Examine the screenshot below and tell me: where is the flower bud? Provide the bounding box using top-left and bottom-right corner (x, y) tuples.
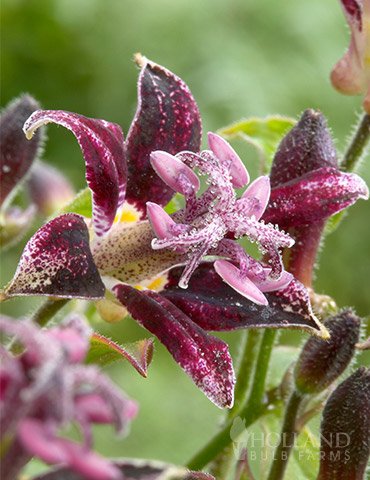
(27, 161), (75, 216)
(0, 205), (36, 250)
(317, 368), (370, 480)
(0, 94), (42, 207)
(294, 310), (360, 394)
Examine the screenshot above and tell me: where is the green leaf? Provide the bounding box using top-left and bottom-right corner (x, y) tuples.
(218, 116), (296, 173)
(59, 187), (92, 218)
(292, 426), (320, 479)
(85, 332), (154, 377)
(324, 210), (347, 236)
(164, 192), (184, 214)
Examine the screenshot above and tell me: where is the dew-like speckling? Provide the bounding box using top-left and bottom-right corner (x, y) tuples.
(92, 219), (185, 284)
(114, 283), (235, 408)
(23, 110), (126, 237)
(6, 214), (105, 299)
(146, 133), (294, 304)
(125, 55), (202, 214)
(162, 263), (329, 338)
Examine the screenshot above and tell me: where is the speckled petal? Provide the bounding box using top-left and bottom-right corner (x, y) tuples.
(114, 283), (235, 408)
(125, 55), (202, 214)
(162, 263), (328, 338)
(263, 167), (369, 227)
(207, 132), (249, 188)
(269, 109), (337, 188)
(6, 214), (105, 299)
(23, 110), (126, 236)
(0, 95), (42, 207)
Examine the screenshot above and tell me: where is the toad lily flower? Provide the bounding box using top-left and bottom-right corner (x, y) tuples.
(2, 59), (367, 408)
(331, 0), (370, 113)
(0, 314), (137, 480)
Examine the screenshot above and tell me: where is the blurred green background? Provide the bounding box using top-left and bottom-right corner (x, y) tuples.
(1, 0), (369, 475)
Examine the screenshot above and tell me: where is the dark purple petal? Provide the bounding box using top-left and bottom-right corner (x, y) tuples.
(86, 333), (154, 377)
(114, 283), (235, 408)
(269, 109), (337, 188)
(317, 368), (370, 480)
(5, 214), (105, 299)
(162, 263), (328, 338)
(340, 0), (362, 30)
(263, 167), (369, 228)
(125, 55), (202, 214)
(23, 110), (127, 236)
(0, 95), (42, 206)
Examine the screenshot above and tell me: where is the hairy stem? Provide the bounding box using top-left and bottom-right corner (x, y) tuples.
(342, 113), (370, 172)
(31, 298), (69, 327)
(266, 390), (304, 480)
(186, 329), (276, 471)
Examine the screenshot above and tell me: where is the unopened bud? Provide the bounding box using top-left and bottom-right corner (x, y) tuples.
(0, 205), (36, 250)
(317, 367), (370, 480)
(0, 95), (42, 207)
(294, 310), (360, 394)
(27, 161), (75, 216)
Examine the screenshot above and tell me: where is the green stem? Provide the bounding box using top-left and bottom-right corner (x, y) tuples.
(341, 113), (370, 172)
(186, 329), (277, 471)
(209, 330), (262, 478)
(266, 390), (304, 480)
(230, 329), (262, 418)
(31, 298), (69, 327)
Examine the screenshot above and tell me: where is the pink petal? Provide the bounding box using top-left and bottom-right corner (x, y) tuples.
(146, 202), (179, 240)
(150, 151), (200, 194)
(256, 271), (293, 293)
(125, 56), (202, 214)
(207, 132), (249, 188)
(114, 284), (235, 408)
(0, 95), (42, 206)
(214, 260), (268, 305)
(240, 175), (271, 220)
(5, 214), (105, 299)
(23, 110), (126, 236)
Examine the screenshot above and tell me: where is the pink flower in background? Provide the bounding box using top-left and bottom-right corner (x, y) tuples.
(0, 315), (137, 480)
(331, 0), (370, 113)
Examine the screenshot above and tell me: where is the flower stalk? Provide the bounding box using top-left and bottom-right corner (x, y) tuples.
(342, 113), (370, 172)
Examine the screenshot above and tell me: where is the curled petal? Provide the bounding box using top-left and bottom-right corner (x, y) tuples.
(114, 283), (235, 408)
(150, 151), (200, 194)
(23, 110), (126, 236)
(5, 214), (105, 299)
(240, 175), (271, 220)
(162, 263), (328, 338)
(207, 132), (249, 188)
(214, 260), (268, 305)
(125, 55), (202, 213)
(0, 95), (42, 206)
(255, 270), (293, 293)
(264, 167), (369, 228)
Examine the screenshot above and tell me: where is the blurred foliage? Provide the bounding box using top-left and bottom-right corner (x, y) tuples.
(1, 0), (370, 474)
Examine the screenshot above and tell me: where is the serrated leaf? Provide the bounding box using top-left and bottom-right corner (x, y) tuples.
(86, 332), (154, 377)
(218, 116), (295, 173)
(59, 187), (92, 218)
